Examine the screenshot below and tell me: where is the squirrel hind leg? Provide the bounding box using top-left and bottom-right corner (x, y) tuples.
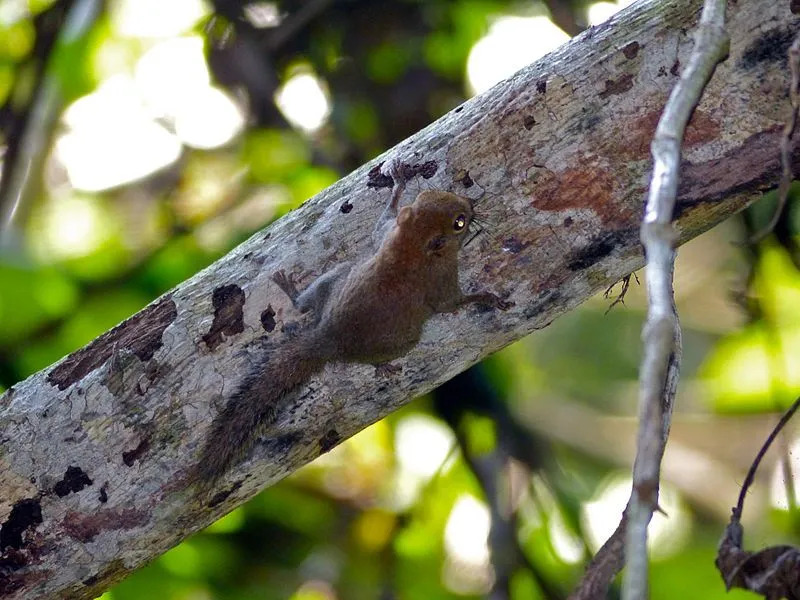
(292, 263), (350, 316)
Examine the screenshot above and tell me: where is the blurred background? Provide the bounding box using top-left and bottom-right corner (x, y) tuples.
(0, 0), (799, 598)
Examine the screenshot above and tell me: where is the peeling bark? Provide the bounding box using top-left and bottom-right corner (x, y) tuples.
(0, 0), (796, 597)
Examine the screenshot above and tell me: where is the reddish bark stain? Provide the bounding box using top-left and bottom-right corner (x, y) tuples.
(616, 108), (720, 160)
(598, 73), (634, 99)
(532, 165), (631, 224)
(61, 509), (149, 543)
(622, 41), (640, 59)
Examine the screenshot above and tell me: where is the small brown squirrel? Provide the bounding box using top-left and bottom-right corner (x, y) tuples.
(194, 161), (511, 489)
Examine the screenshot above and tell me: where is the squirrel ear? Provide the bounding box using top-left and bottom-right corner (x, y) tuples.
(397, 206), (412, 226)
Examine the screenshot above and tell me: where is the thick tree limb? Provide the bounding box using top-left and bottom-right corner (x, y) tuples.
(0, 0), (795, 598)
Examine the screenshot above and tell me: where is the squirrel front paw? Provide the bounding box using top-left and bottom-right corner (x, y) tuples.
(374, 362), (403, 377)
(471, 292), (514, 312)
(272, 269), (300, 301)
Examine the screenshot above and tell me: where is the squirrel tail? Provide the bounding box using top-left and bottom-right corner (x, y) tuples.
(193, 334), (326, 492)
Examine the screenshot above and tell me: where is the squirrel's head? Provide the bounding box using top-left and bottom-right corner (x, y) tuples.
(397, 190), (474, 256)
(398, 191), (474, 257)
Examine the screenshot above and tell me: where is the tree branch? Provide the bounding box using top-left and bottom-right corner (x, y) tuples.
(625, 2), (728, 598)
(0, 1), (790, 598)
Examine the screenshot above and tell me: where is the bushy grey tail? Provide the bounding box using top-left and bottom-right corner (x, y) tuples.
(193, 335), (325, 492)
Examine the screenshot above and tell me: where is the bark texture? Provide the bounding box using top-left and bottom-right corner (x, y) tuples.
(0, 0), (796, 597)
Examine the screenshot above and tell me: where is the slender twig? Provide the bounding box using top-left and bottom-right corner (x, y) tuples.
(623, 2), (728, 599)
(735, 397), (800, 519)
(568, 513), (627, 600)
(750, 33), (800, 242)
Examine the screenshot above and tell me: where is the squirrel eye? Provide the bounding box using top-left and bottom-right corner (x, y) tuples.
(453, 214), (467, 231)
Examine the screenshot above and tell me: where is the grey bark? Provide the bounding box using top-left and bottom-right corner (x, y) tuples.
(0, 0), (795, 597)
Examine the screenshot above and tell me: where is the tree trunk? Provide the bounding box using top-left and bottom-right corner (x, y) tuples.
(0, 0), (794, 597)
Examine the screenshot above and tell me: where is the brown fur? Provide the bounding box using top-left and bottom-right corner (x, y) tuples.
(194, 184), (509, 492)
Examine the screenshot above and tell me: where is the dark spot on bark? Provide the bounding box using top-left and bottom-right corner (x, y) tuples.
(340, 199), (353, 213)
(367, 162), (393, 189)
(454, 170), (473, 188)
(203, 284), (246, 351)
(536, 78), (547, 94)
(523, 115), (537, 130)
(563, 216), (574, 227)
(260, 306), (276, 332)
(83, 575), (98, 586)
(53, 466), (93, 497)
(658, 65), (667, 77)
(267, 431), (302, 456)
(319, 429), (341, 453)
(263, 231), (271, 241)
(208, 480), (243, 508)
(122, 437), (151, 466)
(740, 26), (799, 70)
(61, 509), (149, 543)
(523, 289), (562, 320)
(454, 105), (463, 113)
(622, 41), (640, 59)
(501, 237), (530, 254)
(47, 296), (177, 391)
(598, 73), (634, 99)
(567, 229), (635, 271)
(99, 485), (108, 503)
(793, 0), (800, 14)
(676, 126), (788, 215)
(404, 160), (439, 179)
(570, 107), (602, 135)
(670, 59), (680, 76)
(368, 161), (438, 189)
(0, 499), (42, 550)
(0, 549), (28, 593)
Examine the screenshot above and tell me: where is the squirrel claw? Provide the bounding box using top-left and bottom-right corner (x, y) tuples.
(272, 269), (299, 301)
(494, 296), (514, 311)
(473, 292), (514, 312)
(375, 362), (402, 377)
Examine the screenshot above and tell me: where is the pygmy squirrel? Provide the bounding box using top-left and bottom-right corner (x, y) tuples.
(194, 161), (511, 490)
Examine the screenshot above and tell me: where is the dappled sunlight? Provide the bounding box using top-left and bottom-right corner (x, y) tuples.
(275, 69), (332, 132)
(394, 414), (455, 479)
(290, 580), (338, 600)
(466, 16), (569, 95)
(57, 75), (182, 192)
(56, 35), (244, 192)
(110, 0), (209, 38)
(30, 194), (112, 261)
(582, 474), (692, 560)
(135, 36), (244, 148)
(443, 494), (493, 594)
(587, 0), (638, 26)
